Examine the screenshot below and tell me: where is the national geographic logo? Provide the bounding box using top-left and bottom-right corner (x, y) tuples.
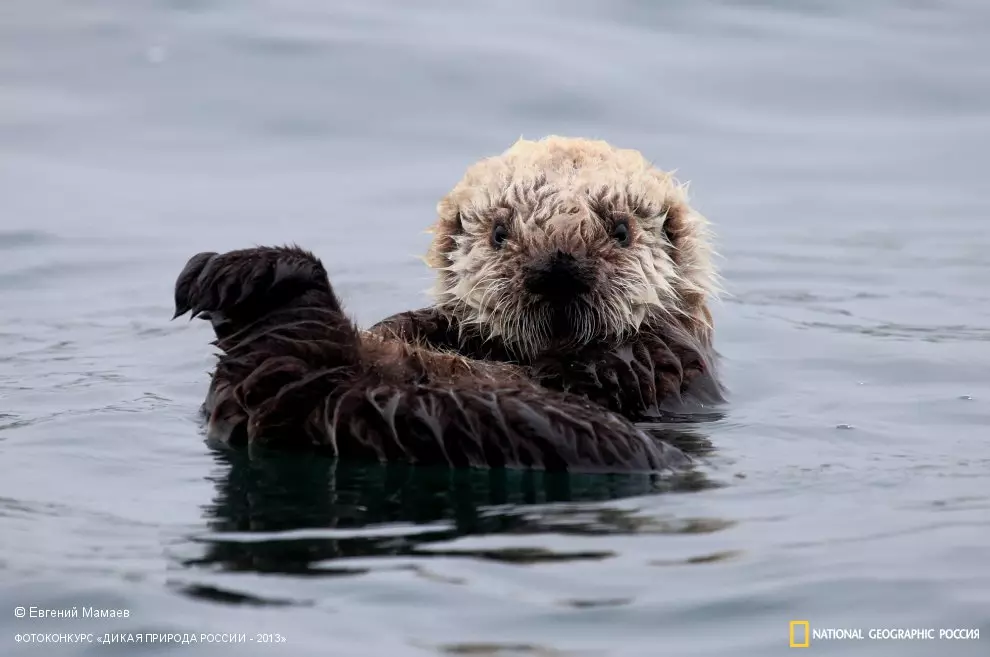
(789, 621), (809, 648)
(789, 621), (980, 648)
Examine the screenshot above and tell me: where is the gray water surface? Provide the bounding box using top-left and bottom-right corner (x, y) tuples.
(1, 1), (989, 655)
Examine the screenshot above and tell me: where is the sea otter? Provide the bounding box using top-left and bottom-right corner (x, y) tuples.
(173, 246), (688, 473)
(370, 136), (724, 419)
(172, 136), (721, 473)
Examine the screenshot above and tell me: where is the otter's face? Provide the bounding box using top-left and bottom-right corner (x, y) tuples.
(427, 136), (717, 359)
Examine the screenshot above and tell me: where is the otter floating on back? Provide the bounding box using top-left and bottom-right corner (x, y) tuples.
(172, 136), (723, 473)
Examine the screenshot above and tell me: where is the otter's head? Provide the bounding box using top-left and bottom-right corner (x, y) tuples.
(426, 136), (718, 359)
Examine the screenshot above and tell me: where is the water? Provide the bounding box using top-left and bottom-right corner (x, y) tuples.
(1, 0), (988, 654)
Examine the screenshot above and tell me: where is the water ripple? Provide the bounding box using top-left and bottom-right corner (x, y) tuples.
(2, 1), (990, 655)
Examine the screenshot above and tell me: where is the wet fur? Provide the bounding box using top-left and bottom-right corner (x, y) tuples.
(371, 136), (725, 420)
(174, 246), (689, 473)
(371, 306), (723, 420)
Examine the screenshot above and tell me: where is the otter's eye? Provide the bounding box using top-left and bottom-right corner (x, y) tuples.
(491, 223), (509, 249)
(612, 221), (630, 247)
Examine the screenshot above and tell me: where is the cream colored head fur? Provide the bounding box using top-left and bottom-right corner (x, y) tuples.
(426, 135), (718, 358)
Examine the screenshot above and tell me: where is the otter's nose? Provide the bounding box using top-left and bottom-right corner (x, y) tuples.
(524, 249), (592, 300)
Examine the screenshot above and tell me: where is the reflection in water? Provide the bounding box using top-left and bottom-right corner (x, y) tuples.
(180, 420), (723, 598)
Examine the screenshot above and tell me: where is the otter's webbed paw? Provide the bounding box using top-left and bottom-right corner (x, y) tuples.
(173, 245), (340, 340)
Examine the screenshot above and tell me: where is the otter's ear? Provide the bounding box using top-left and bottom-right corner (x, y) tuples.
(426, 198), (463, 269)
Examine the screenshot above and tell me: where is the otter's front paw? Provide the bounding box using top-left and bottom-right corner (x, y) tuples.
(528, 352), (624, 415)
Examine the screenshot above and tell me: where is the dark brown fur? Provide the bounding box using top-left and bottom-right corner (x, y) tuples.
(174, 246), (690, 473)
(370, 306), (724, 421)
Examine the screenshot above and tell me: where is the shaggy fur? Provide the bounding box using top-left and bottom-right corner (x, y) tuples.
(173, 136), (723, 471)
(173, 246), (689, 473)
(372, 136), (724, 419)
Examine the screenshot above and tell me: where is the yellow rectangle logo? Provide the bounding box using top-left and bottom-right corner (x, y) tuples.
(790, 620), (810, 648)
